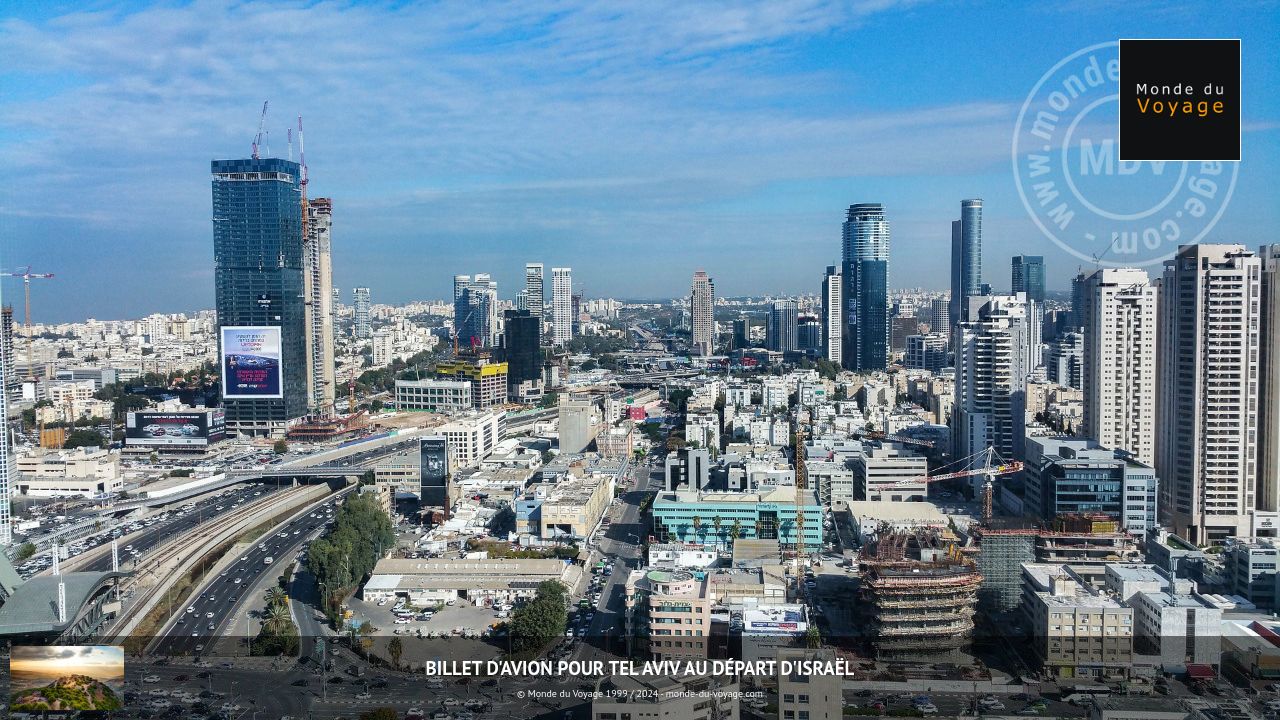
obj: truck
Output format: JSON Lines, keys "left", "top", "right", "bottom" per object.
{"left": 263, "top": 557, "right": 273, "bottom": 565}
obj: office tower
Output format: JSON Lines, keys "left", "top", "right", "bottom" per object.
{"left": 502, "top": 309, "right": 541, "bottom": 396}
{"left": 950, "top": 199, "right": 983, "bottom": 330}
{"left": 1069, "top": 272, "right": 1088, "bottom": 330}
{"left": 453, "top": 274, "right": 498, "bottom": 349}
{"left": 689, "top": 270, "right": 715, "bottom": 356}
{"left": 552, "top": 267, "right": 573, "bottom": 345}
{"left": 767, "top": 300, "right": 799, "bottom": 353}
{"left": 572, "top": 291, "right": 583, "bottom": 337}
{"left": 1157, "top": 245, "right": 1263, "bottom": 543}
{"left": 953, "top": 294, "right": 1041, "bottom": 464}
{"left": 1258, "top": 246, "right": 1280, "bottom": 517}
{"left": 841, "top": 203, "right": 890, "bottom": 371}
{"left": 212, "top": 157, "right": 308, "bottom": 436}
{"left": 928, "top": 298, "right": 950, "bottom": 335}
{"left": 352, "top": 287, "right": 371, "bottom": 338}
{"left": 1045, "top": 332, "right": 1084, "bottom": 390}
{"left": 1012, "top": 255, "right": 1046, "bottom": 306}
{"left": 0, "top": 291, "right": 9, "bottom": 545}
{"left": 0, "top": 306, "right": 13, "bottom": 393}
{"left": 798, "top": 313, "right": 822, "bottom": 352}
{"left": 524, "top": 263, "right": 545, "bottom": 321}
{"left": 1080, "top": 268, "right": 1157, "bottom": 466}
{"left": 732, "top": 316, "right": 751, "bottom": 350}
{"left": 890, "top": 315, "right": 919, "bottom": 352}
{"left": 821, "top": 265, "right": 843, "bottom": 365}
{"left": 302, "top": 197, "right": 336, "bottom": 416}
{"left": 905, "top": 333, "right": 948, "bottom": 372}
{"left": 515, "top": 290, "right": 529, "bottom": 312}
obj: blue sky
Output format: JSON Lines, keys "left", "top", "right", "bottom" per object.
{"left": 1, "top": 0, "right": 1277, "bottom": 321}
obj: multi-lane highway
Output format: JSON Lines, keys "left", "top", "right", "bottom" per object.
{"left": 155, "top": 493, "right": 343, "bottom": 657}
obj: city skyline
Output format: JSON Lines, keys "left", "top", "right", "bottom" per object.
{"left": 2, "top": 2, "right": 1278, "bottom": 322}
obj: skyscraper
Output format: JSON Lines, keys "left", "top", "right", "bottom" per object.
{"left": 767, "top": 300, "right": 799, "bottom": 353}
{"left": 0, "top": 287, "right": 10, "bottom": 545}
{"left": 1257, "top": 245, "right": 1280, "bottom": 518}
{"left": 953, "top": 294, "right": 1041, "bottom": 464}
{"left": 212, "top": 157, "right": 308, "bottom": 435}
{"left": 353, "top": 287, "right": 371, "bottom": 339}
{"left": 552, "top": 268, "right": 573, "bottom": 345}
{"left": 502, "top": 309, "right": 541, "bottom": 399}
{"left": 690, "top": 270, "right": 715, "bottom": 356}
{"left": 1011, "top": 255, "right": 1046, "bottom": 306}
{"left": 821, "top": 265, "right": 842, "bottom": 366}
{"left": 1080, "top": 268, "right": 1157, "bottom": 466}
{"left": 453, "top": 274, "right": 499, "bottom": 348}
{"left": 525, "top": 263, "right": 545, "bottom": 322}
{"left": 928, "top": 298, "right": 949, "bottom": 335}
{"left": 0, "top": 305, "right": 13, "bottom": 394}
{"left": 1157, "top": 244, "right": 1263, "bottom": 543}
{"left": 841, "top": 203, "right": 890, "bottom": 371}
{"left": 302, "top": 197, "right": 336, "bottom": 416}
{"left": 732, "top": 317, "right": 751, "bottom": 350}
{"left": 950, "top": 199, "right": 983, "bottom": 330}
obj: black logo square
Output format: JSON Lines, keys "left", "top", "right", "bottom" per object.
{"left": 1119, "top": 39, "right": 1240, "bottom": 161}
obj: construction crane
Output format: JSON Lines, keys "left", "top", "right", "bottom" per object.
{"left": 852, "top": 428, "right": 934, "bottom": 449}
{"left": 1, "top": 266, "right": 55, "bottom": 381}
{"left": 250, "top": 100, "right": 269, "bottom": 160}
{"left": 882, "top": 447, "right": 1023, "bottom": 524}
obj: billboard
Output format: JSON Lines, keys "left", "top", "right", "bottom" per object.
{"left": 221, "top": 326, "right": 283, "bottom": 399}
{"left": 125, "top": 410, "right": 226, "bottom": 448}
{"left": 419, "top": 436, "right": 449, "bottom": 506}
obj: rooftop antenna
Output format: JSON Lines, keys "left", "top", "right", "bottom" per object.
{"left": 251, "top": 100, "right": 269, "bottom": 159}
{"left": 287, "top": 128, "right": 293, "bottom": 162}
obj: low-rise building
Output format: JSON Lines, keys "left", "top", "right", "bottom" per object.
{"left": 1022, "top": 563, "right": 1134, "bottom": 679}
{"left": 538, "top": 474, "right": 614, "bottom": 540}
{"left": 591, "top": 675, "right": 739, "bottom": 720}
{"left": 362, "top": 557, "right": 570, "bottom": 606}
{"left": 647, "top": 543, "right": 719, "bottom": 569}
{"left": 436, "top": 355, "right": 509, "bottom": 409}
{"left": 624, "top": 568, "right": 711, "bottom": 660}
{"left": 652, "top": 485, "right": 823, "bottom": 551}
{"left": 14, "top": 447, "right": 123, "bottom": 498}
{"left": 438, "top": 410, "right": 504, "bottom": 469}
{"left": 776, "top": 647, "right": 843, "bottom": 720}
{"left": 1129, "top": 590, "right": 1222, "bottom": 672}
{"left": 394, "top": 378, "right": 472, "bottom": 413}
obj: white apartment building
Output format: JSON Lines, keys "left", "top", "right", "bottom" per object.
{"left": 954, "top": 294, "right": 1041, "bottom": 464}
{"left": 394, "top": 379, "right": 472, "bottom": 413}
{"left": 551, "top": 267, "right": 573, "bottom": 345}
{"left": 1261, "top": 246, "right": 1280, "bottom": 520}
{"left": 1022, "top": 564, "right": 1134, "bottom": 679}
{"left": 1081, "top": 268, "right": 1157, "bottom": 467}
{"left": 438, "top": 410, "right": 504, "bottom": 469}
{"left": 524, "top": 263, "right": 545, "bottom": 321}
{"left": 303, "top": 197, "right": 337, "bottom": 416}
{"left": 371, "top": 329, "right": 395, "bottom": 366}
{"left": 822, "top": 265, "right": 842, "bottom": 366}
{"left": 853, "top": 442, "right": 928, "bottom": 502}
{"left": 761, "top": 377, "right": 789, "bottom": 411}
{"left": 685, "top": 410, "right": 720, "bottom": 453}
{"left": 1157, "top": 245, "right": 1263, "bottom": 544}
{"left": 690, "top": 270, "right": 715, "bottom": 356}
{"left": 776, "top": 647, "right": 843, "bottom": 720}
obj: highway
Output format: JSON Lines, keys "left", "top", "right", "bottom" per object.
{"left": 154, "top": 493, "right": 343, "bottom": 657}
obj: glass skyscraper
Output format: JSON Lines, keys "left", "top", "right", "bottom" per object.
{"left": 841, "top": 203, "right": 889, "bottom": 372}
{"left": 1012, "top": 255, "right": 1046, "bottom": 306}
{"left": 212, "top": 157, "right": 309, "bottom": 435}
{"left": 950, "top": 199, "right": 983, "bottom": 328}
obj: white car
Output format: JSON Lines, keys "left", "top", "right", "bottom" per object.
{"left": 234, "top": 577, "right": 242, "bottom": 584}
{"left": 142, "top": 675, "right": 161, "bottom": 683}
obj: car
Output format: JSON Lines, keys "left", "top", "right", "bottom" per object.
{"left": 917, "top": 703, "right": 938, "bottom": 714}
{"left": 234, "top": 577, "right": 242, "bottom": 584}
{"left": 143, "top": 675, "right": 161, "bottom": 683}
{"left": 355, "top": 691, "right": 371, "bottom": 700}
{"left": 1016, "top": 709, "right": 1040, "bottom": 716}
{"left": 206, "top": 612, "right": 214, "bottom": 618}
{"left": 173, "top": 674, "right": 189, "bottom": 682}
{"left": 186, "top": 606, "right": 195, "bottom": 614}
{"left": 207, "top": 622, "right": 215, "bottom": 630}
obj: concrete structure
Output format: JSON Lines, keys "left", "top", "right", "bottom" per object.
{"left": 1022, "top": 437, "right": 1158, "bottom": 539}
{"left": 1129, "top": 590, "right": 1222, "bottom": 672}
{"left": 551, "top": 267, "right": 573, "bottom": 345}
{"left": 904, "top": 333, "right": 947, "bottom": 372}
{"left": 436, "top": 356, "right": 508, "bottom": 409}
{"left": 1157, "top": 245, "right": 1263, "bottom": 544}
{"left": 821, "top": 265, "right": 843, "bottom": 366}
{"left": 652, "top": 485, "right": 823, "bottom": 550}
{"left": 302, "top": 197, "right": 336, "bottom": 416}
{"left": 862, "top": 559, "right": 981, "bottom": 662}
{"left": 1223, "top": 540, "right": 1280, "bottom": 609}
{"left": 14, "top": 447, "right": 122, "bottom": 498}
{"left": 1082, "top": 268, "right": 1157, "bottom": 466}
{"left": 1261, "top": 246, "right": 1280, "bottom": 522}
{"left": 776, "top": 647, "right": 842, "bottom": 720}
{"left": 664, "top": 448, "right": 711, "bottom": 492}
{"left": 1046, "top": 331, "right": 1084, "bottom": 390}
{"left": 842, "top": 203, "right": 890, "bottom": 371}
{"left": 352, "top": 286, "right": 371, "bottom": 338}
{"left": 625, "top": 568, "right": 711, "bottom": 660}
{"left": 394, "top": 378, "right": 471, "bottom": 413}
{"left": 558, "top": 394, "right": 596, "bottom": 454}
{"left": 437, "top": 411, "right": 504, "bottom": 469}
{"left": 954, "top": 293, "right": 1041, "bottom": 464}
{"left": 690, "top": 270, "right": 715, "bottom": 356}
{"left": 647, "top": 544, "right": 718, "bottom": 570}
{"left": 854, "top": 442, "right": 928, "bottom": 502}
{"left": 596, "top": 422, "right": 634, "bottom": 460}
{"left": 591, "top": 675, "right": 738, "bottom": 720}
{"left": 1022, "top": 564, "right": 1134, "bottom": 679}
{"left": 538, "top": 474, "right": 613, "bottom": 539}
{"left": 841, "top": 500, "right": 949, "bottom": 543}
{"left": 362, "top": 557, "right": 570, "bottom": 605}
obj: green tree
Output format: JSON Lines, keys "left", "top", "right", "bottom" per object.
{"left": 729, "top": 520, "right": 742, "bottom": 546}
{"left": 508, "top": 581, "right": 569, "bottom": 654}
{"left": 806, "top": 625, "right": 822, "bottom": 649}
{"left": 63, "top": 429, "right": 105, "bottom": 449}
{"left": 691, "top": 515, "right": 702, "bottom": 543}
{"left": 265, "top": 587, "right": 287, "bottom": 608}
{"left": 308, "top": 493, "right": 396, "bottom": 611}
{"left": 712, "top": 516, "right": 723, "bottom": 546}
{"left": 360, "top": 710, "right": 400, "bottom": 720}
{"left": 15, "top": 542, "right": 36, "bottom": 562}
{"left": 357, "top": 620, "right": 376, "bottom": 651}
{"left": 273, "top": 439, "right": 289, "bottom": 454}
{"left": 539, "top": 391, "right": 560, "bottom": 410}
{"left": 263, "top": 603, "right": 292, "bottom": 633}
{"left": 387, "top": 636, "right": 404, "bottom": 669}
{"left": 369, "top": 398, "right": 384, "bottom": 412}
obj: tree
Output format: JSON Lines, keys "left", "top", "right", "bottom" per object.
{"left": 263, "top": 604, "right": 292, "bottom": 633}
{"left": 712, "top": 516, "right": 723, "bottom": 546}
{"left": 265, "top": 587, "right": 287, "bottom": 608}
{"left": 357, "top": 620, "right": 375, "bottom": 651}
{"left": 360, "top": 710, "right": 400, "bottom": 720}
{"left": 539, "top": 391, "right": 559, "bottom": 410}
{"left": 273, "top": 439, "right": 288, "bottom": 455}
{"left": 729, "top": 520, "right": 742, "bottom": 546}
{"left": 369, "top": 399, "right": 384, "bottom": 413}
{"left": 387, "top": 636, "right": 404, "bottom": 669}
{"left": 691, "top": 516, "right": 702, "bottom": 543}
{"left": 806, "top": 625, "right": 822, "bottom": 649}
{"left": 15, "top": 542, "right": 36, "bottom": 562}
{"left": 508, "top": 581, "right": 568, "bottom": 654}
{"left": 63, "top": 429, "right": 105, "bottom": 449}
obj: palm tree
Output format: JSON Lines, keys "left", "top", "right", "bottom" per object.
{"left": 712, "top": 516, "right": 723, "bottom": 548}
{"left": 265, "top": 587, "right": 286, "bottom": 608}
{"left": 263, "top": 604, "right": 292, "bottom": 633}
{"left": 387, "top": 636, "right": 403, "bottom": 668}
{"left": 691, "top": 516, "right": 702, "bottom": 544}
{"left": 729, "top": 520, "right": 742, "bottom": 547}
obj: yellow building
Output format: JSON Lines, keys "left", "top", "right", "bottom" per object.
{"left": 436, "top": 356, "right": 508, "bottom": 409}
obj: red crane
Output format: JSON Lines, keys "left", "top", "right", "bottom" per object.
{"left": 1, "top": 266, "right": 55, "bottom": 381}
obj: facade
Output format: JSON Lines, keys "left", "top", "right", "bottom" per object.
{"left": 1082, "top": 268, "right": 1157, "bottom": 466}
{"left": 352, "top": 286, "right": 371, "bottom": 338}
{"left": 302, "top": 196, "right": 336, "bottom": 416}
{"left": 592, "top": 675, "right": 738, "bottom": 720}
{"left": 371, "top": 329, "right": 395, "bottom": 366}
{"left": 501, "top": 309, "right": 541, "bottom": 397}
{"left": 928, "top": 298, "right": 950, "bottom": 335}
{"left": 950, "top": 199, "right": 984, "bottom": 330}
{"left": 0, "top": 297, "right": 9, "bottom": 543}
{"left": 1157, "top": 244, "right": 1263, "bottom": 544}
{"left": 1, "top": 305, "right": 14, "bottom": 393}
{"left": 822, "top": 265, "right": 843, "bottom": 365}
{"left": 625, "top": 569, "right": 711, "bottom": 660}
{"left": 1045, "top": 332, "right": 1083, "bottom": 390}
{"left": 842, "top": 203, "right": 890, "bottom": 371}
{"left": 558, "top": 394, "right": 595, "bottom": 454}
{"left": 1129, "top": 591, "right": 1222, "bottom": 671}
{"left": 690, "top": 270, "right": 715, "bottom": 356}
{"left": 437, "top": 411, "right": 504, "bottom": 469}
{"left": 538, "top": 474, "right": 613, "bottom": 539}
{"left": 1012, "top": 255, "right": 1047, "bottom": 306}
{"left": 1022, "top": 564, "right": 1134, "bottom": 679}
{"left": 904, "top": 333, "right": 948, "bottom": 372}
{"left": 211, "top": 157, "right": 309, "bottom": 436}
{"left": 1261, "top": 246, "right": 1280, "bottom": 519}
{"left": 953, "top": 293, "right": 1041, "bottom": 463}
{"left": 767, "top": 300, "right": 799, "bottom": 353}
{"left": 419, "top": 435, "right": 450, "bottom": 506}
{"left": 551, "top": 267, "right": 573, "bottom": 345}
{"left": 862, "top": 560, "right": 982, "bottom": 662}
{"left": 776, "top": 648, "right": 842, "bottom": 720}
{"left": 362, "top": 558, "right": 569, "bottom": 605}
{"left": 1224, "top": 540, "right": 1280, "bottom": 609}
{"left": 394, "top": 379, "right": 472, "bottom": 413}
{"left": 13, "top": 447, "right": 123, "bottom": 498}
{"left": 524, "top": 262, "right": 545, "bottom": 322}
{"left": 854, "top": 442, "right": 929, "bottom": 502}
{"left": 651, "top": 485, "right": 823, "bottom": 550}
{"left": 453, "top": 273, "right": 499, "bottom": 348}
{"left": 436, "top": 356, "right": 508, "bottom": 409}
{"left": 1022, "top": 437, "right": 1158, "bottom": 539}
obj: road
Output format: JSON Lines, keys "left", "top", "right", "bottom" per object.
{"left": 154, "top": 494, "right": 343, "bottom": 657}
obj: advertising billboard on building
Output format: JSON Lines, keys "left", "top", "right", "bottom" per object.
{"left": 419, "top": 436, "right": 449, "bottom": 506}
{"left": 125, "top": 410, "right": 226, "bottom": 448}
{"left": 221, "top": 326, "right": 283, "bottom": 399}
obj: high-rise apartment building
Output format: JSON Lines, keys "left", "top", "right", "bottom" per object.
{"left": 928, "top": 297, "right": 950, "bottom": 335}
{"left": 1080, "top": 268, "right": 1157, "bottom": 466}
{"left": 352, "top": 286, "right": 371, "bottom": 338}
{"left": 302, "top": 197, "right": 336, "bottom": 416}
{"left": 453, "top": 273, "right": 499, "bottom": 348}
{"left": 1012, "top": 255, "right": 1046, "bottom": 306}
{"left": 0, "top": 305, "right": 13, "bottom": 393}
{"left": 1157, "top": 245, "right": 1263, "bottom": 543}
{"left": 524, "top": 263, "right": 545, "bottom": 322}
{"left": 0, "top": 289, "right": 10, "bottom": 544}
{"left": 1257, "top": 246, "right": 1280, "bottom": 518}
{"left": 954, "top": 294, "right": 1041, "bottom": 463}
{"left": 950, "top": 199, "right": 983, "bottom": 329}
{"left": 551, "top": 267, "right": 573, "bottom": 345}
{"left": 767, "top": 300, "right": 799, "bottom": 353}
{"left": 212, "top": 157, "right": 308, "bottom": 435}
{"left": 690, "top": 270, "right": 715, "bottom": 356}
{"left": 842, "top": 203, "right": 890, "bottom": 371}
{"left": 821, "top": 265, "right": 843, "bottom": 365}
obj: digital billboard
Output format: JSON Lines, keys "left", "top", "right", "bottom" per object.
{"left": 221, "top": 326, "right": 283, "bottom": 399}
{"left": 125, "top": 410, "right": 226, "bottom": 448}
{"left": 419, "top": 436, "right": 449, "bottom": 506}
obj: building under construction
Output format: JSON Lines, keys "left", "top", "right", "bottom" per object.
{"left": 858, "top": 530, "right": 982, "bottom": 662}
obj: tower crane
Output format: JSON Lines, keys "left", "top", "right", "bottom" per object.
{"left": 250, "top": 100, "right": 269, "bottom": 160}
{"left": 1, "top": 267, "right": 55, "bottom": 381}
{"left": 881, "top": 446, "right": 1022, "bottom": 524}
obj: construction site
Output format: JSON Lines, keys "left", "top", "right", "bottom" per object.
{"left": 856, "top": 529, "right": 983, "bottom": 663}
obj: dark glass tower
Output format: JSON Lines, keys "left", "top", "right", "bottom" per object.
{"left": 212, "top": 157, "right": 308, "bottom": 435}
{"left": 841, "top": 203, "right": 889, "bottom": 371}
{"left": 1012, "top": 255, "right": 1046, "bottom": 305}
{"left": 502, "top": 309, "right": 542, "bottom": 393}
{"left": 950, "top": 199, "right": 983, "bottom": 329}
